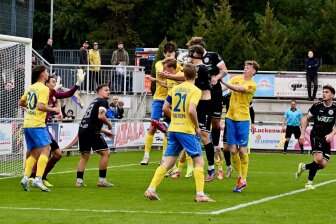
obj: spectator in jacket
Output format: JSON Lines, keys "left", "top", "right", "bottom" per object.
{"left": 89, "top": 42, "right": 101, "bottom": 93}
{"left": 115, "top": 100, "right": 124, "bottom": 119}
{"left": 42, "top": 38, "right": 55, "bottom": 64}
{"left": 305, "top": 51, "right": 320, "bottom": 101}
{"left": 111, "top": 42, "right": 129, "bottom": 65}
{"left": 79, "top": 41, "right": 89, "bottom": 65}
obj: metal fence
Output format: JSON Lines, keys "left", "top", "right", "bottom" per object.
{"left": 0, "top": 0, "right": 34, "bottom": 38}
{"left": 50, "top": 64, "right": 145, "bottom": 95}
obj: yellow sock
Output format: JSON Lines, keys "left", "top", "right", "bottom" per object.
{"left": 36, "top": 155, "right": 48, "bottom": 178}
{"left": 240, "top": 153, "right": 249, "bottom": 179}
{"left": 177, "top": 162, "right": 185, "bottom": 171}
{"left": 24, "top": 156, "right": 36, "bottom": 177}
{"left": 186, "top": 154, "right": 193, "bottom": 166}
{"left": 149, "top": 166, "right": 167, "bottom": 189}
{"left": 216, "top": 160, "right": 224, "bottom": 169}
{"left": 231, "top": 153, "right": 242, "bottom": 176}
{"left": 144, "top": 134, "right": 154, "bottom": 153}
{"left": 193, "top": 167, "right": 204, "bottom": 192}
{"left": 162, "top": 135, "right": 167, "bottom": 157}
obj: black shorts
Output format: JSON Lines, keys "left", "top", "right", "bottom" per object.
{"left": 211, "top": 91, "right": 223, "bottom": 119}
{"left": 78, "top": 129, "right": 108, "bottom": 153}
{"left": 285, "top": 126, "right": 301, "bottom": 139}
{"left": 197, "top": 100, "right": 212, "bottom": 132}
{"left": 310, "top": 135, "right": 331, "bottom": 161}
{"left": 50, "top": 139, "right": 59, "bottom": 152}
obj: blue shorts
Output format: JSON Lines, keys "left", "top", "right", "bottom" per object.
{"left": 164, "top": 132, "right": 202, "bottom": 158}
{"left": 24, "top": 127, "right": 51, "bottom": 151}
{"left": 151, "top": 100, "right": 165, "bottom": 120}
{"left": 226, "top": 118, "right": 250, "bottom": 147}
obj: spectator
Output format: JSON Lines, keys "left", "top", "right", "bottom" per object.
{"left": 111, "top": 42, "right": 129, "bottom": 65}
{"left": 64, "top": 109, "right": 75, "bottom": 122}
{"left": 115, "top": 100, "right": 124, "bottom": 119}
{"left": 106, "top": 102, "right": 116, "bottom": 119}
{"left": 32, "top": 56, "right": 37, "bottom": 68}
{"left": 79, "top": 40, "right": 89, "bottom": 91}
{"left": 42, "top": 38, "right": 55, "bottom": 64}
{"left": 115, "top": 59, "right": 126, "bottom": 92}
{"left": 305, "top": 50, "right": 319, "bottom": 101}
{"left": 89, "top": 42, "right": 101, "bottom": 93}
{"left": 0, "top": 82, "right": 17, "bottom": 118}
{"left": 79, "top": 40, "right": 89, "bottom": 65}
{"left": 112, "top": 95, "right": 119, "bottom": 105}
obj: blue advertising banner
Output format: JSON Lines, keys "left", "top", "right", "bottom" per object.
{"left": 253, "top": 74, "right": 275, "bottom": 97}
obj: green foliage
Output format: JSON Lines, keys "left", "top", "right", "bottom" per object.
{"left": 253, "top": 1, "right": 293, "bottom": 70}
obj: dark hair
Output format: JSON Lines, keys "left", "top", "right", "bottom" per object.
{"left": 323, "top": 85, "right": 335, "bottom": 95}
{"left": 109, "top": 102, "right": 116, "bottom": 107}
{"left": 186, "top": 37, "right": 206, "bottom": 48}
{"left": 96, "top": 84, "right": 108, "bottom": 92}
{"left": 46, "top": 75, "right": 56, "bottom": 84}
{"left": 67, "top": 109, "right": 74, "bottom": 114}
{"left": 163, "top": 42, "right": 176, "bottom": 53}
{"left": 32, "top": 65, "right": 48, "bottom": 82}
{"left": 291, "top": 100, "right": 297, "bottom": 103}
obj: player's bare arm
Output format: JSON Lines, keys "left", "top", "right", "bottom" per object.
{"left": 299, "top": 113, "right": 313, "bottom": 145}
{"left": 189, "top": 103, "right": 200, "bottom": 135}
{"left": 162, "top": 101, "right": 172, "bottom": 119}
{"left": 98, "top": 107, "right": 112, "bottom": 130}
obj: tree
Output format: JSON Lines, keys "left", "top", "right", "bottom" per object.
{"left": 253, "top": 1, "right": 293, "bottom": 70}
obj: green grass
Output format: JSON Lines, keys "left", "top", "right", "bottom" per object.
{"left": 0, "top": 151, "right": 336, "bottom": 224}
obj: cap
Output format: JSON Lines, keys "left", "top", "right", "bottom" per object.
{"left": 93, "top": 42, "right": 98, "bottom": 45}
{"left": 83, "top": 40, "right": 89, "bottom": 44}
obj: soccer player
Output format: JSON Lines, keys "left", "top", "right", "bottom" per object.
{"left": 282, "top": 100, "right": 304, "bottom": 154}
{"left": 296, "top": 85, "right": 336, "bottom": 189}
{"left": 144, "top": 63, "right": 214, "bottom": 202}
{"left": 221, "top": 60, "right": 259, "bottom": 193}
{"left": 186, "top": 37, "right": 228, "bottom": 181}
{"left": 187, "top": 45, "right": 216, "bottom": 182}
{"left": 29, "top": 70, "right": 85, "bottom": 187}
{"left": 19, "top": 65, "right": 60, "bottom": 192}
{"left": 76, "top": 84, "right": 114, "bottom": 187}
{"left": 140, "top": 42, "right": 179, "bottom": 165}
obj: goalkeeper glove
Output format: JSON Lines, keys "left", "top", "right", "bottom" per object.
{"left": 76, "top": 69, "right": 86, "bottom": 86}
{"left": 55, "top": 76, "right": 62, "bottom": 90}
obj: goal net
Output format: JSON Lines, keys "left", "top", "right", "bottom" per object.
{"left": 0, "top": 34, "right": 31, "bottom": 176}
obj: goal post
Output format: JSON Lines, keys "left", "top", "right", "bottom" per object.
{"left": 0, "top": 34, "right": 32, "bottom": 176}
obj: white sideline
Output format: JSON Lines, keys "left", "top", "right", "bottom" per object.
{"left": 0, "top": 179, "right": 335, "bottom": 215}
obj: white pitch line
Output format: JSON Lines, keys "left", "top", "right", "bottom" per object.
{"left": 0, "top": 179, "right": 335, "bottom": 215}
{"left": 0, "top": 162, "right": 155, "bottom": 180}
{"left": 0, "top": 206, "right": 210, "bottom": 215}
{"left": 211, "top": 179, "right": 336, "bottom": 215}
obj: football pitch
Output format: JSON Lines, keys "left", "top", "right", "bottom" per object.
{"left": 0, "top": 150, "right": 336, "bottom": 224}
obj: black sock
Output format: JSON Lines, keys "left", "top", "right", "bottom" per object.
{"left": 211, "top": 128, "right": 220, "bottom": 147}
{"left": 308, "top": 161, "right": 320, "bottom": 181}
{"left": 204, "top": 143, "right": 215, "bottom": 166}
{"left": 99, "top": 169, "right": 107, "bottom": 178}
{"left": 224, "top": 151, "right": 231, "bottom": 166}
{"left": 284, "top": 141, "right": 289, "bottom": 152}
{"left": 299, "top": 144, "right": 304, "bottom": 154}
{"left": 77, "top": 171, "right": 84, "bottom": 179}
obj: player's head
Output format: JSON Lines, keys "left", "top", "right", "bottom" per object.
{"left": 322, "top": 85, "right": 335, "bottom": 101}
{"left": 188, "top": 44, "right": 204, "bottom": 61}
{"left": 290, "top": 100, "right": 297, "bottom": 109}
{"left": 244, "top": 60, "right": 260, "bottom": 77}
{"left": 162, "top": 58, "right": 177, "bottom": 74}
{"left": 45, "top": 75, "right": 56, "bottom": 89}
{"left": 96, "top": 84, "right": 110, "bottom": 99}
{"left": 186, "top": 37, "right": 206, "bottom": 49}
{"left": 183, "top": 63, "right": 197, "bottom": 81}
{"left": 163, "top": 42, "right": 176, "bottom": 59}
{"left": 32, "top": 65, "right": 49, "bottom": 83}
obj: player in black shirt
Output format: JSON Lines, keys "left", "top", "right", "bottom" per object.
{"left": 76, "top": 84, "right": 114, "bottom": 187}
{"left": 189, "top": 45, "right": 216, "bottom": 182}
{"left": 296, "top": 85, "right": 336, "bottom": 189}
{"left": 187, "top": 37, "right": 228, "bottom": 181}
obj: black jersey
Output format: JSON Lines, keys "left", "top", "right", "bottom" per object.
{"left": 195, "top": 64, "right": 211, "bottom": 90}
{"left": 202, "top": 51, "right": 224, "bottom": 92}
{"left": 79, "top": 98, "right": 109, "bottom": 133}
{"left": 309, "top": 101, "right": 336, "bottom": 138}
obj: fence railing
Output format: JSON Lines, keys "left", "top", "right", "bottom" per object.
{"left": 49, "top": 64, "right": 145, "bottom": 95}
